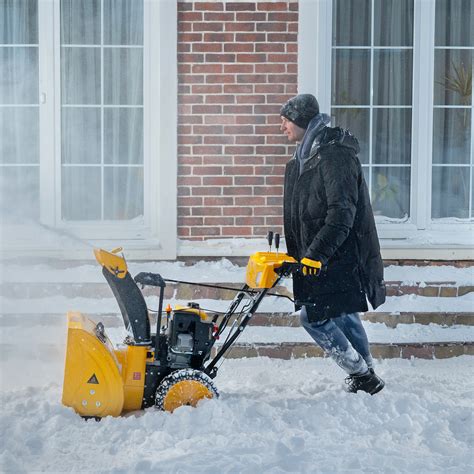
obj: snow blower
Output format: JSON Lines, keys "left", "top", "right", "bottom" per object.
{"left": 62, "top": 232, "right": 314, "bottom": 417}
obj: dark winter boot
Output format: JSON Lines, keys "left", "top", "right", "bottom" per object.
{"left": 345, "top": 369, "right": 385, "bottom": 395}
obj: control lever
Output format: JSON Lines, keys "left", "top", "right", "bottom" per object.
{"left": 267, "top": 231, "right": 274, "bottom": 252}
{"left": 274, "top": 233, "right": 280, "bottom": 255}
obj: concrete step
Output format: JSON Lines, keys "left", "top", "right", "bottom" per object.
{"left": 1, "top": 280, "right": 473, "bottom": 300}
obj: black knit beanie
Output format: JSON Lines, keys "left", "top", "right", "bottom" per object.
{"left": 280, "top": 94, "right": 320, "bottom": 129}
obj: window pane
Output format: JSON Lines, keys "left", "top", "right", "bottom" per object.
{"left": 0, "top": 107, "right": 39, "bottom": 164}
{"left": 332, "top": 49, "right": 370, "bottom": 105}
{"left": 104, "top": 48, "right": 143, "bottom": 105}
{"left": 374, "top": 0, "right": 413, "bottom": 47}
{"left": 62, "top": 108, "right": 101, "bottom": 164}
{"left": 104, "top": 108, "right": 143, "bottom": 165}
{"left": 433, "top": 108, "right": 471, "bottom": 165}
{"left": 62, "top": 166, "right": 101, "bottom": 220}
{"left": 104, "top": 167, "right": 143, "bottom": 220}
{"left": 434, "top": 49, "right": 472, "bottom": 106}
{"left": 61, "top": 47, "right": 101, "bottom": 105}
{"left": 0, "top": 0, "right": 38, "bottom": 44}
{"left": 104, "top": 0, "right": 143, "bottom": 45}
{"left": 432, "top": 166, "right": 470, "bottom": 218}
{"left": 371, "top": 166, "right": 410, "bottom": 218}
{"left": 435, "top": 0, "right": 473, "bottom": 47}
{"left": 373, "top": 50, "right": 413, "bottom": 105}
{"left": 332, "top": 108, "right": 369, "bottom": 164}
{"left": 0, "top": 166, "right": 39, "bottom": 221}
{"left": 60, "top": 0, "right": 100, "bottom": 45}
{"left": 0, "top": 47, "right": 38, "bottom": 104}
{"left": 332, "top": 0, "right": 370, "bottom": 46}
{"left": 373, "top": 108, "right": 412, "bottom": 165}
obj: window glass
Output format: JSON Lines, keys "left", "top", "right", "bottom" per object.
{"left": 332, "top": 0, "right": 414, "bottom": 219}
{"left": 432, "top": 1, "right": 473, "bottom": 219}
{"left": 60, "top": 0, "right": 144, "bottom": 221}
{"left": 1, "top": 0, "right": 38, "bottom": 44}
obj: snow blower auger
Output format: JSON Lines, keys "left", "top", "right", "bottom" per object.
{"left": 62, "top": 233, "right": 307, "bottom": 417}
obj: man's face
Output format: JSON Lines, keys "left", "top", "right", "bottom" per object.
{"left": 280, "top": 116, "right": 306, "bottom": 143}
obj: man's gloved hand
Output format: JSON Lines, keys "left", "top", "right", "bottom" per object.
{"left": 300, "top": 257, "right": 322, "bottom": 276}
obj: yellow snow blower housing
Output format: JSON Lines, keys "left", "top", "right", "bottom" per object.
{"left": 62, "top": 234, "right": 302, "bottom": 418}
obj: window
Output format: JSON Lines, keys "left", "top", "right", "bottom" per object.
{"left": 432, "top": 0, "right": 473, "bottom": 220}
{"left": 0, "top": 0, "right": 177, "bottom": 258}
{"left": 332, "top": 0, "right": 413, "bottom": 220}
{"left": 299, "top": 0, "right": 473, "bottom": 248}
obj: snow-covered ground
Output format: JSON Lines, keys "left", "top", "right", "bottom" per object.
{"left": 1, "top": 357, "right": 473, "bottom": 473}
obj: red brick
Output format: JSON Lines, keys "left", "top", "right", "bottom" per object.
{"left": 191, "top": 187, "right": 223, "bottom": 196}
{"left": 178, "top": 53, "right": 204, "bottom": 63}
{"left": 179, "top": 11, "right": 203, "bottom": 21}
{"left": 192, "top": 206, "right": 223, "bottom": 217}
{"left": 179, "top": 227, "right": 190, "bottom": 237}
{"left": 179, "top": 33, "right": 203, "bottom": 42}
{"left": 178, "top": 197, "right": 203, "bottom": 206}
{"left": 235, "top": 196, "right": 265, "bottom": 205}
{"left": 178, "top": 85, "right": 191, "bottom": 94}
{"left": 224, "top": 165, "right": 254, "bottom": 175}
{"left": 224, "top": 64, "right": 254, "bottom": 73}
{"left": 256, "top": 64, "right": 286, "bottom": 74}
{"left": 237, "top": 53, "right": 267, "bottom": 63}
{"left": 193, "top": 145, "right": 223, "bottom": 154}
{"left": 178, "top": 115, "right": 203, "bottom": 124}
{"left": 235, "top": 156, "right": 264, "bottom": 165}
{"left": 203, "top": 176, "right": 233, "bottom": 186}
{"left": 193, "top": 22, "right": 224, "bottom": 32}
{"left": 256, "top": 43, "right": 285, "bottom": 53}
{"left": 224, "top": 84, "right": 254, "bottom": 93}
{"left": 223, "top": 206, "right": 252, "bottom": 217}
{"left": 204, "top": 32, "right": 235, "bottom": 42}
{"left": 268, "top": 74, "right": 296, "bottom": 84}
{"left": 235, "top": 176, "right": 265, "bottom": 185}
{"left": 204, "top": 197, "right": 234, "bottom": 206}
{"left": 255, "top": 206, "right": 281, "bottom": 216}
{"left": 235, "top": 94, "right": 266, "bottom": 104}
{"left": 223, "top": 187, "right": 252, "bottom": 196}
{"left": 254, "top": 185, "right": 283, "bottom": 195}
{"left": 204, "top": 217, "right": 234, "bottom": 226}
{"left": 223, "top": 105, "right": 253, "bottom": 114}
{"left": 179, "top": 95, "right": 204, "bottom": 104}
{"left": 256, "top": 145, "right": 286, "bottom": 154}
{"left": 288, "top": 22, "right": 298, "bottom": 33}
{"left": 256, "top": 84, "right": 285, "bottom": 93}
{"left": 255, "top": 165, "right": 286, "bottom": 175}
{"left": 236, "top": 216, "right": 265, "bottom": 225}
{"left": 264, "top": 155, "right": 290, "bottom": 165}
{"left": 226, "top": 3, "right": 256, "bottom": 11}
{"left": 206, "top": 53, "right": 236, "bottom": 62}
{"left": 205, "top": 115, "right": 236, "bottom": 125}
{"left": 178, "top": 22, "right": 193, "bottom": 33}
{"left": 253, "top": 226, "right": 278, "bottom": 235}
{"left": 254, "top": 104, "right": 281, "bottom": 115}
{"left": 203, "top": 135, "right": 234, "bottom": 145}
{"left": 265, "top": 176, "right": 285, "bottom": 185}
{"left": 257, "top": 2, "right": 288, "bottom": 11}
{"left": 224, "top": 146, "right": 255, "bottom": 155}
{"left": 178, "top": 177, "right": 202, "bottom": 186}
{"left": 180, "top": 156, "right": 202, "bottom": 165}
{"left": 178, "top": 165, "right": 192, "bottom": 175}
{"left": 225, "top": 22, "right": 255, "bottom": 32}
{"left": 206, "top": 94, "right": 235, "bottom": 104}
{"left": 224, "top": 125, "right": 254, "bottom": 134}
{"left": 193, "top": 125, "right": 223, "bottom": 135}
{"left": 266, "top": 216, "right": 283, "bottom": 226}
{"left": 257, "top": 22, "right": 287, "bottom": 32}
{"left": 236, "top": 74, "right": 267, "bottom": 84}
{"left": 204, "top": 12, "right": 235, "bottom": 21}
{"left": 203, "top": 156, "right": 233, "bottom": 165}
{"left": 222, "top": 227, "right": 252, "bottom": 236}
{"left": 180, "top": 135, "right": 203, "bottom": 145}
{"left": 235, "top": 33, "right": 266, "bottom": 42}
{"left": 194, "top": 2, "right": 224, "bottom": 11}
{"left": 178, "top": 217, "right": 204, "bottom": 226}
{"left": 267, "top": 33, "right": 297, "bottom": 42}
{"left": 178, "top": 123, "right": 192, "bottom": 133}
{"left": 178, "top": 43, "right": 191, "bottom": 53}
{"left": 206, "top": 74, "right": 236, "bottom": 84}
{"left": 178, "top": 145, "right": 191, "bottom": 155}
{"left": 266, "top": 135, "right": 289, "bottom": 144}
{"left": 180, "top": 74, "right": 205, "bottom": 84}
{"left": 191, "top": 227, "right": 222, "bottom": 237}
{"left": 287, "top": 43, "right": 298, "bottom": 53}
{"left": 192, "top": 85, "right": 222, "bottom": 94}
{"left": 192, "top": 104, "right": 222, "bottom": 114}
{"left": 287, "top": 63, "right": 297, "bottom": 74}
{"left": 178, "top": 63, "right": 191, "bottom": 74}
{"left": 178, "top": 2, "right": 192, "bottom": 11}
{"left": 235, "top": 136, "right": 265, "bottom": 145}
{"left": 236, "top": 115, "right": 266, "bottom": 124}
{"left": 269, "top": 12, "right": 298, "bottom": 22}
{"left": 224, "top": 43, "right": 255, "bottom": 53}
{"left": 193, "top": 43, "right": 222, "bottom": 53}
{"left": 236, "top": 12, "right": 267, "bottom": 21}
{"left": 192, "top": 166, "right": 223, "bottom": 175}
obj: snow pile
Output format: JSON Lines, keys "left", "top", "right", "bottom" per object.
{"left": 1, "top": 357, "right": 473, "bottom": 473}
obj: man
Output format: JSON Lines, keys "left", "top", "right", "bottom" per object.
{"left": 280, "top": 94, "right": 386, "bottom": 395}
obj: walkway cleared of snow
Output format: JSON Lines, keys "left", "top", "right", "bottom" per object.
{"left": 1, "top": 357, "right": 473, "bottom": 473}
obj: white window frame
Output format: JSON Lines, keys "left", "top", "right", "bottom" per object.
{"left": 299, "top": 0, "right": 473, "bottom": 258}
{"left": 2, "top": 0, "right": 177, "bottom": 260}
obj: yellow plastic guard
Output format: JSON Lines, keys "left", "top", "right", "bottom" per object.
{"left": 245, "top": 252, "right": 297, "bottom": 289}
{"left": 62, "top": 312, "right": 124, "bottom": 417}
{"left": 174, "top": 305, "right": 211, "bottom": 322}
{"left": 94, "top": 248, "right": 127, "bottom": 279}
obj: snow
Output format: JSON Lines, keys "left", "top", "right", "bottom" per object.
{"left": 1, "top": 257, "right": 473, "bottom": 472}
{"left": 1, "top": 357, "right": 473, "bottom": 473}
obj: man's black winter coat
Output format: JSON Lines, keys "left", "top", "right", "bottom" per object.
{"left": 283, "top": 127, "right": 386, "bottom": 322}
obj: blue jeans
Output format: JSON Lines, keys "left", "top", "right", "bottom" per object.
{"left": 300, "top": 307, "right": 373, "bottom": 375}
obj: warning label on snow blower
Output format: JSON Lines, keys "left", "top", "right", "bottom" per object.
{"left": 87, "top": 374, "right": 99, "bottom": 384}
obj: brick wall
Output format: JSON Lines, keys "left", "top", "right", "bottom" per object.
{"left": 177, "top": 1, "right": 298, "bottom": 240}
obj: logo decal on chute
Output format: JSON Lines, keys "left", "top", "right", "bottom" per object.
{"left": 87, "top": 374, "right": 99, "bottom": 384}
